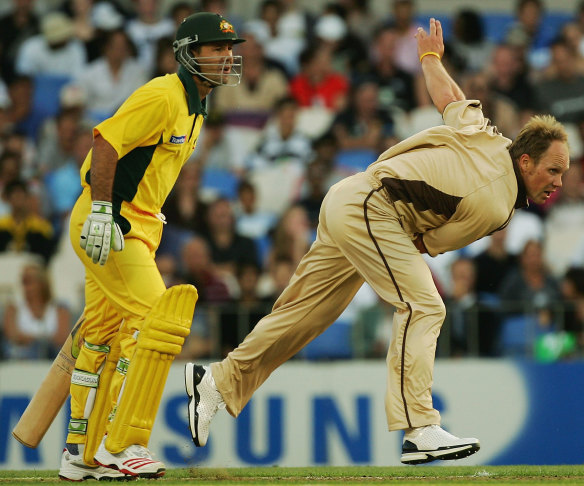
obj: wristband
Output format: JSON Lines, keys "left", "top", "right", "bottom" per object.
{"left": 419, "top": 51, "right": 441, "bottom": 63}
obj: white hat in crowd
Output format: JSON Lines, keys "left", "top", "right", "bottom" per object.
{"left": 42, "top": 12, "right": 75, "bottom": 46}
{"left": 314, "top": 14, "right": 347, "bottom": 42}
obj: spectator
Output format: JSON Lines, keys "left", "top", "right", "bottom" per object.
{"left": 461, "top": 71, "right": 521, "bottom": 138}
{"left": 62, "top": 0, "right": 97, "bottom": 60}
{"left": 339, "top": 0, "right": 377, "bottom": 46}
{"left": 212, "top": 31, "right": 289, "bottom": 128}
{"left": 359, "top": 24, "right": 421, "bottom": 115}
{"left": 5, "top": 75, "right": 33, "bottom": 137}
{"left": 0, "top": 179, "right": 54, "bottom": 262}
{"left": 219, "top": 263, "right": 268, "bottom": 357}
{"left": 0, "top": 0, "right": 39, "bottom": 83}
{"left": 125, "top": 0, "right": 174, "bottom": 73}
{"left": 36, "top": 110, "right": 80, "bottom": 175}
{"left": 473, "top": 228, "right": 517, "bottom": 298}
{"left": 314, "top": 11, "right": 368, "bottom": 76}
{"left": 269, "top": 203, "right": 311, "bottom": 268}
{"left": 201, "top": 0, "right": 244, "bottom": 34}
{"left": 279, "top": 0, "right": 314, "bottom": 51}
{"left": 2, "top": 260, "right": 71, "bottom": 360}
{"left": 309, "top": 132, "right": 344, "bottom": 186}
{"left": 233, "top": 179, "right": 276, "bottom": 241}
{"left": 246, "top": 96, "right": 313, "bottom": 170}
{"left": 505, "top": 0, "right": 556, "bottom": 70}
{"left": 191, "top": 111, "right": 243, "bottom": 173}
{"left": 352, "top": 296, "right": 394, "bottom": 358}
{"left": 576, "top": 0, "right": 584, "bottom": 54}
{"left": 557, "top": 22, "right": 584, "bottom": 77}
{"left": 160, "top": 161, "right": 208, "bottom": 255}
{"left": 332, "top": 81, "right": 396, "bottom": 153}
{"left": 543, "top": 164, "right": 584, "bottom": 278}
{"left": 169, "top": 2, "right": 195, "bottom": 29}
{"left": 534, "top": 38, "right": 584, "bottom": 124}
{"left": 152, "top": 36, "right": 177, "bottom": 77}
{"left": 560, "top": 267, "right": 584, "bottom": 348}
{"left": 499, "top": 239, "right": 561, "bottom": 330}
{"left": 258, "top": 254, "right": 295, "bottom": 304}
{"left": 298, "top": 159, "right": 329, "bottom": 229}
{"left": 155, "top": 253, "right": 181, "bottom": 288}
{"left": 289, "top": 43, "right": 349, "bottom": 111}
{"left": 0, "top": 151, "right": 21, "bottom": 216}
{"left": 443, "top": 257, "right": 501, "bottom": 357}
{"left": 450, "top": 9, "right": 494, "bottom": 74}
{"left": 75, "top": 28, "right": 147, "bottom": 119}
{"left": 203, "top": 197, "right": 259, "bottom": 278}
{"left": 487, "top": 43, "right": 537, "bottom": 122}
{"left": 44, "top": 125, "right": 91, "bottom": 232}
{"left": 15, "top": 12, "right": 87, "bottom": 78}
{"left": 387, "top": 0, "right": 422, "bottom": 75}
{"left": 1, "top": 131, "right": 35, "bottom": 178}
{"left": 244, "top": 0, "right": 304, "bottom": 76}
{"left": 180, "top": 235, "right": 231, "bottom": 304}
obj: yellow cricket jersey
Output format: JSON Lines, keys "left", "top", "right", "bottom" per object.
{"left": 79, "top": 66, "right": 206, "bottom": 235}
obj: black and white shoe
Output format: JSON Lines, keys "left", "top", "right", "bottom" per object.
{"left": 400, "top": 425, "right": 480, "bottom": 465}
{"left": 185, "top": 363, "right": 225, "bottom": 447}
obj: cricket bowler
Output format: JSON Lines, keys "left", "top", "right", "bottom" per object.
{"left": 184, "top": 18, "right": 570, "bottom": 464}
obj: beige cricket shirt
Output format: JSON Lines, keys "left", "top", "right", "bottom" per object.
{"left": 366, "top": 99, "right": 528, "bottom": 256}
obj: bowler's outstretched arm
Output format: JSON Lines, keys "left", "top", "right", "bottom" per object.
{"left": 416, "top": 18, "right": 465, "bottom": 114}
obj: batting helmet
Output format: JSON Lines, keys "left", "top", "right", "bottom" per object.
{"left": 173, "top": 12, "right": 245, "bottom": 86}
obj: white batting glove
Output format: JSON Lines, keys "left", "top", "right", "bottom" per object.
{"left": 80, "top": 201, "right": 125, "bottom": 265}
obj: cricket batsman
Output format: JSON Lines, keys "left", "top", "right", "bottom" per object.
{"left": 58, "top": 12, "right": 244, "bottom": 480}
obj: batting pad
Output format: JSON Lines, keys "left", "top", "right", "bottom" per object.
{"left": 67, "top": 341, "right": 110, "bottom": 446}
{"left": 105, "top": 284, "right": 198, "bottom": 453}
{"left": 83, "top": 333, "right": 122, "bottom": 465}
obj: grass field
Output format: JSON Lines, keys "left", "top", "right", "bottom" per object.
{"left": 1, "top": 466, "right": 584, "bottom": 485}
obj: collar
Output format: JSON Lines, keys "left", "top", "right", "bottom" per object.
{"left": 512, "top": 158, "right": 529, "bottom": 209}
{"left": 178, "top": 66, "right": 208, "bottom": 117}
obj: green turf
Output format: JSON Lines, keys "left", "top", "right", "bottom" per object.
{"left": 2, "top": 466, "right": 584, "bottom": 485}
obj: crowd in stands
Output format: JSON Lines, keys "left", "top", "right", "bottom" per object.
{"left": 1, "top": 0, "right": 584, "bottom": 363}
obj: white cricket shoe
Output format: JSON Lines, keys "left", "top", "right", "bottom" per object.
{"left": 400, "top": 425, "right": 480, "bottom": 464}
{"left": 58, "top": 443, "right": 129, "bottom": 481}
{"left": 94, "top": 439, "right": 165, "bottom": 478}
{"left": 185, "top": 363, "right": 225, "bottom": 446}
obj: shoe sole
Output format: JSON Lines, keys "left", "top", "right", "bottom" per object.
{"left": 184, "top": 363, "right": 203, "bottom": 447}
{"left": 58, "top": 471, "right": 133, "bottom": 482}
{"left": 94, "top": 458, "right": 165, "bottom": 479}
{"left": 401, "top": 442, "right": 480, "bottom": 465}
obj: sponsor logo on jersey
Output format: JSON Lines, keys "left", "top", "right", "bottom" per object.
{"left": 170, "top": 135, "right": 186, "bottom": 144}
{"left": 220, "top": 19, "right": 234, "bottom": 33}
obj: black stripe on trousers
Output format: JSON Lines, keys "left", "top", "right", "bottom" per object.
{"left": 363, "top": 187, "right": 413, "bottom": 429}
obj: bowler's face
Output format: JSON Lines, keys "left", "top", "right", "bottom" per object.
{"left": 520, "top": 140, "right": 570, "bottom": 204}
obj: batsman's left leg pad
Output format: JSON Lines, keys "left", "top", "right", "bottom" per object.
{"left": 105, "top": 284, "right": 198, "bottom": 452}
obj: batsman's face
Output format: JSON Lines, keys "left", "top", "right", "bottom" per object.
{"left": 196, "top": 41, "right": 234, "bottom": 84}
{"left": 520, "top": 140, "right": 569, "bottom": 204}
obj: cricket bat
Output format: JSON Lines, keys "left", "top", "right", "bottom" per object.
{"left": 12, "top": 317, "right": 84, "bottom": 448}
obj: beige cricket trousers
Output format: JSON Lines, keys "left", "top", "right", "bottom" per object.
{"left": 212, "top": 172, "right": 445, "bottom": 430}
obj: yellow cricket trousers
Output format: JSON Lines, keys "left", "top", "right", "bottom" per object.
{"left": 212, "top": 172, "right": 444, "bottom": 431}
{"left": 67, "top": 188, "right": 167, "bottom": 438}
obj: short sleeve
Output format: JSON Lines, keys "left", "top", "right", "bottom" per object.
{"left": 442, "top": 99, "right": 485, "bottom": 130}
{"left": 94, "top": 84, "right": 170, "bottom": 158}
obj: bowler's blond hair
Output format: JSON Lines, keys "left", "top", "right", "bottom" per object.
{"left": 509, "top": 115, "right": 568, "bottom": 164}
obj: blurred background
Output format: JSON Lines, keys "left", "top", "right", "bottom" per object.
{"left": 2, "top": 0, "right": 584, "bottom": 471}
{"left": 2, "top": 0, "right": 584, "bottom": 363}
